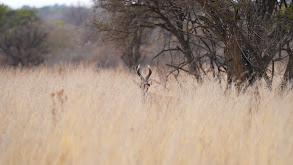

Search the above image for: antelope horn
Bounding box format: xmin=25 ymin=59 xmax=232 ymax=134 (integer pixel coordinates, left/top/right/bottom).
xmin=136 ymin=64 xmax=144 ymax=80
xmin=145 ymin=65 xmax=152 ymax=81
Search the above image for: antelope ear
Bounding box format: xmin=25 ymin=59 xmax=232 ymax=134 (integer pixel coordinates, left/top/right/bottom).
xmin=149 ymin=80 xmax=153 ymax=85
xmin=133 ymin=80 xmax=140 ymax=87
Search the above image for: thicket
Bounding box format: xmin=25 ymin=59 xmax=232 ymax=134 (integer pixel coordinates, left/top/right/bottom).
xmin=0 ymin=5 xmax=49 ymax=66
xmin=89 ymin=0 xmax=293 ymax=88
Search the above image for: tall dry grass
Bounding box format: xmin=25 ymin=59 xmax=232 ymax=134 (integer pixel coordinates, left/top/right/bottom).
xmin=0 ymin=65 xmax=293 ymax=165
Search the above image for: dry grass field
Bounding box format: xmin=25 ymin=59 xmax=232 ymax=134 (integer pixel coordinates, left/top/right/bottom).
xmin=0 ymin=65 xmax=293 ymax=165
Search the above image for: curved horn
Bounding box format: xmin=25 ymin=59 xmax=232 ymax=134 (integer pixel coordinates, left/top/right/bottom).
xmin=145 ymin=65 xmax=152 ymax=81
xmin=136 ymin=64 xmax=144 ymax=80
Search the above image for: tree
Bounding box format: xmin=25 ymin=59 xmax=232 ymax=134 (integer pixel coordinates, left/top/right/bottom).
xmin=121 ymin=27 xmax=145 ymax=68
xmin=0 ymin=5 xmax=49 ymax=66
xmin=278 ymin=2 xmax=293 ymax=88
xmin=90 ymin=0 xmax=215 ymax=81
xmin=90 ymin=0 xmax=293 ymax=87
xmin=194 ymin=0 xmax=293 ymax=87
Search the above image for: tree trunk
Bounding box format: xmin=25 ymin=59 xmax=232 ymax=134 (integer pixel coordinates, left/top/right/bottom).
xmin=181 ymin=40 xmax=202 ymax=81
xmin=225 ymin=32 xmax=248 ymax=86
xmin=281 ymin=50 xmax=293 ymax=88
xmin=121 ymin=28 xmax=143 ymax=68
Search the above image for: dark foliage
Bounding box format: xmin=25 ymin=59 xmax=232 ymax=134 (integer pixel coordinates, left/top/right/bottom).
xmin=0 ymin=5 xmax=49 ymax=66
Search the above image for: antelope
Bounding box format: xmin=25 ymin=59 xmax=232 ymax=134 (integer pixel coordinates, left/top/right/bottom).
xmin=136 ymin=64 xmax=152 ymax=96
xmin=135 ymin=65 xmax=178 ymax=107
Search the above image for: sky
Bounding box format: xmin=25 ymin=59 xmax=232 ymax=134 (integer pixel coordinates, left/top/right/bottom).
xmin=0 ymin=0 xmax=92 ymax=9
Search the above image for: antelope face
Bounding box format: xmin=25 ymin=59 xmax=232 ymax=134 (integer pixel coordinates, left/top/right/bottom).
xmin=136 ymin=64 xmax=152 ymax=93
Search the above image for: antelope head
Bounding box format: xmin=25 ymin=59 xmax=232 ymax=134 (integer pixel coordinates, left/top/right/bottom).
xmin=136 ymin=64 xmax=152 ymax=93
